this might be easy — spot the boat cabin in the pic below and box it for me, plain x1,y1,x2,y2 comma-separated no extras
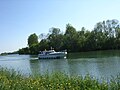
39,50,55,55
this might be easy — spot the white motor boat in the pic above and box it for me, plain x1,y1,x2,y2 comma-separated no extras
38,50,67,59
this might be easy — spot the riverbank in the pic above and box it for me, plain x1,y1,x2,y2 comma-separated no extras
0,68,119,90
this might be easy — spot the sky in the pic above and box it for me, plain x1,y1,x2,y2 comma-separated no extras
0,0,120,53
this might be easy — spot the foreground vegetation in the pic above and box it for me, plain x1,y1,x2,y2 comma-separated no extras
18,19,120,55
0,68,120,90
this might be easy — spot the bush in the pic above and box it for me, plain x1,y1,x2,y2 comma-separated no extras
0,68,119,90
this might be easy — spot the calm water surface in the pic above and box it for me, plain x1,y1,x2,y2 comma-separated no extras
0,50,120,79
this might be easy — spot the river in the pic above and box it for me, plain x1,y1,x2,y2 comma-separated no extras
0,50,120,79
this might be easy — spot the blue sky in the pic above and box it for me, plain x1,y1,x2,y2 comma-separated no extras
0,0,120,53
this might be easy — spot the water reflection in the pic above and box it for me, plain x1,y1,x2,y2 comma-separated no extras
94,57,120,78
29,59,70,75
67,58,98,77
67,56,120,79
0,55,31,76
29,59,40,75
29,56,120,79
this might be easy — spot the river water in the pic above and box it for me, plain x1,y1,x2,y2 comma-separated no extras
0,50,120,79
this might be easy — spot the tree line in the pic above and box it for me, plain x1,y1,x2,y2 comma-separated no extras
18,19,120,55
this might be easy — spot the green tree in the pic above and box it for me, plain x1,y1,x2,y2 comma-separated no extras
93,19,119,50
18,47,29,54
39,39,49,51
27,33,39,54
19,19,120,55
64,24,78,52
28,33,38,47
29,44,39,55
115,27,120,49
77,27,90,51
48,27,64,51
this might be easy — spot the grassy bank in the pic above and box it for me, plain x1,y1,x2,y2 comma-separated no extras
0,68,119,90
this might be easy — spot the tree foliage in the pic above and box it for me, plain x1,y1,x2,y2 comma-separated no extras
18,47,29,54
28,33,38,47
18,19,120,55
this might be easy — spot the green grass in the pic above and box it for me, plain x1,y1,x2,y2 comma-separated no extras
0,68,119,90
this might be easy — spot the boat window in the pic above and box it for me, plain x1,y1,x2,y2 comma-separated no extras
46,52,50,55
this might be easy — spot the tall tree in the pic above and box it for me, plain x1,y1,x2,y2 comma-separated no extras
48,27,64,51
28,33,39,54
19,19,120,55
77,27,89,51
39,39,49,51
28,33,38,47
115,27,120,49
94,19,120,50
64,24,78,52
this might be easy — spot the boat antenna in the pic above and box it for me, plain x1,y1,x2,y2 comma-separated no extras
51,47,52,50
